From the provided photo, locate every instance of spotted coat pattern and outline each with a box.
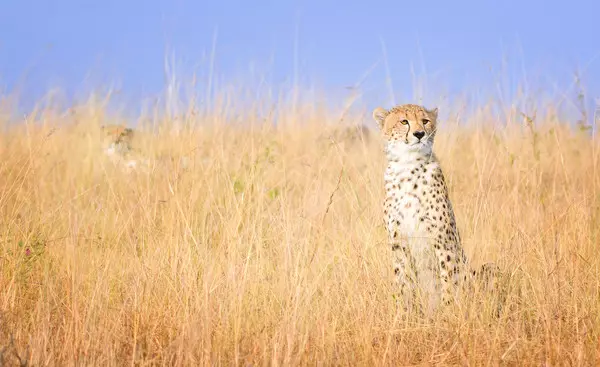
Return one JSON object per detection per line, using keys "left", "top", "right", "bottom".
{"left": 373, "top": 104, "right": 473, "bottom": 315}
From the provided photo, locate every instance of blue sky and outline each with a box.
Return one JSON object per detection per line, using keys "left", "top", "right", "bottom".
{"left": 1, "top": 0, "right": 599, "bottom": 115}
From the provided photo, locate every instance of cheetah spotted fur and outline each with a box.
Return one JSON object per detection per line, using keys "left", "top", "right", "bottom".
{"left": 373, "top": 104, "right": 496, "bottom": 316}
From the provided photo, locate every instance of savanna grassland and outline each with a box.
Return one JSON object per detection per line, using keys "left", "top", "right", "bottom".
{"left": 0, "top": 90, "right": 599, "bottom": 366}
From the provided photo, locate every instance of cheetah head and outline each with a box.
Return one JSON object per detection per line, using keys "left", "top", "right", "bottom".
{"left": 372, "top": 104, "right": 438, "bottom": 158}
{"left": 102, "top": 124, "right": 134, "bottom": 156}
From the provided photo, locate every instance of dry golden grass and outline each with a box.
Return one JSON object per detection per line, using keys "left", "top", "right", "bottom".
{"left": 0, "top": 94, "right": 599, "bottom": 366}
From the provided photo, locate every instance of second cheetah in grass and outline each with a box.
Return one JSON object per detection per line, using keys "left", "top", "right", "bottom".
{"left": 373, "top": 104, "right": 498, "bottom": 316}
{"left": 101, "top": 124, "right": 191, "bottom": 172}
{"left": 102, "top": 124, "right": 140, "bottom": 169}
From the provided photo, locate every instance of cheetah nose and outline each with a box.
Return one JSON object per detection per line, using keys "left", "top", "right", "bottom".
{"left": 413, "top": 131, "right": 425, "bottom": 140}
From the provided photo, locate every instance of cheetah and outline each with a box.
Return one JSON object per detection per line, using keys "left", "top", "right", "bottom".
{"left": 101, "top": 124, "right": 141, "bottom": 170}
{"left": 101, "top": 124, "right": 191, "bottom": 172}
{"left": 329, "top": 124, "right": 372, "bottom": 146}
{"left": 373, "top": 104, "right": 497, "bottom": 316}
{"left": 317, "top": 124, "right": 372, "bottom": 150}
{"left": 102, "top": 124, "right": 134, "bottom": 156}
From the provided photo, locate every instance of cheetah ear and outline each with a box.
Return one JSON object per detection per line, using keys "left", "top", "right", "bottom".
{"left": 372, "top": 107, "right": 388, "bottom": 129}
{"left": 428, "top": 107, "right": 439, "bottom": 119}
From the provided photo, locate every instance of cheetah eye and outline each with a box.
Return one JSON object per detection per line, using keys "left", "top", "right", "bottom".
{"left": 422, "top": 119, "right": 430, "bottom": 125}
{"left": 400, "top": 119, "right": 409, "bottom": 125}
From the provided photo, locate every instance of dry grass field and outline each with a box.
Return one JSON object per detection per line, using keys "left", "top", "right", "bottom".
{"left": 0, "top": 91, "right": 599, "bottom": 366}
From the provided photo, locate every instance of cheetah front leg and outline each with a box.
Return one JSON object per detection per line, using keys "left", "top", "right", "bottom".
{"left": 390, "top": 233, "right": 421, "bottom": 315}
{"left": 435, "top": 250, "right": 466, "bottom": 307}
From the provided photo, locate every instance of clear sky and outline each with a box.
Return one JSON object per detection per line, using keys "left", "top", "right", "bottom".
{"left": 1, "top": 0, "right": 599, "bottom": 115}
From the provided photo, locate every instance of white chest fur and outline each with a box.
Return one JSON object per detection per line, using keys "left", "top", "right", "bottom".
{"left": 385, "top": 159, "right": 442, "bottom": 311}
{"left": 384, "top": 160, "right": 439, "bottom": 231}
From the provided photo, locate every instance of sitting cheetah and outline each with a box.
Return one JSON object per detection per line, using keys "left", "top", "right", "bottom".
{"left": 101, "top": 124, "right": 141, "bottom": 170}
{"left": 317, "top": 124, "right": 373, "bottom": 151}
{"left": 101, "top": 124, "right": 191, "bottom": 172}
{"left": 328, "top": 124, "right": 372, "bottom": 145}
{"left": 102, "top": 125, "right": 134, "bottom": 156}
{"left": 372, "top": 104, "right": 498, "bottom": 316}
